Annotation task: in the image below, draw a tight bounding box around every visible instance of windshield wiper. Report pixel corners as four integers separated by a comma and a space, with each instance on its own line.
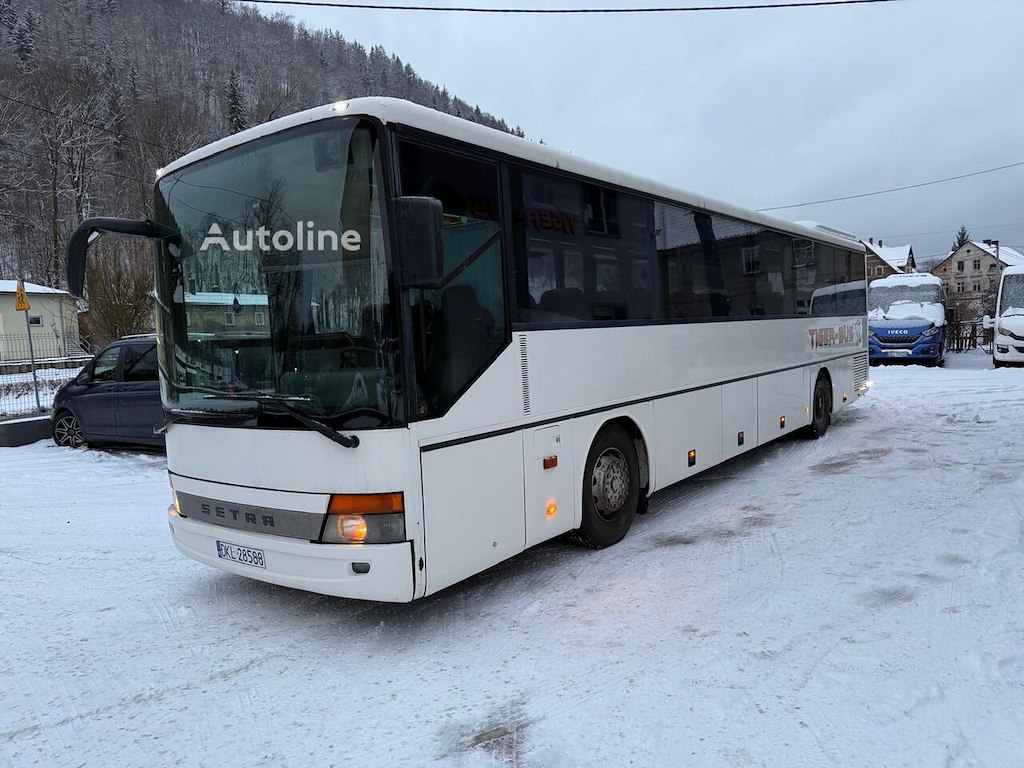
325, 406, 396, 428
203, 393, 361, 449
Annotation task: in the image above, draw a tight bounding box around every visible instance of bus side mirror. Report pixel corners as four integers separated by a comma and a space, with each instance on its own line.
393, 196, 444, 288
982, 314, 993, 329
66, 217, 179, 297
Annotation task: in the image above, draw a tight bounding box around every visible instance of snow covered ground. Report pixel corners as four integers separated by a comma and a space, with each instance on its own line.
1, 349, 1022, 768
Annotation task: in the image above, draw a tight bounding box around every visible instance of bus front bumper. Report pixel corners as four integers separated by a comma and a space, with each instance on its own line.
167, 510, 416, 602
993, 336, 1024, 364
869, 340, 941, 363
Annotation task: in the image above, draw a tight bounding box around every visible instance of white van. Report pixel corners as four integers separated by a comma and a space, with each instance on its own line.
983, 265, 1024, 367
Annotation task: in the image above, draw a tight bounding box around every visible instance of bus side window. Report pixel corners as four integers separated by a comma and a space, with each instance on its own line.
398, 141, 508, 418
515, 169, 656, 325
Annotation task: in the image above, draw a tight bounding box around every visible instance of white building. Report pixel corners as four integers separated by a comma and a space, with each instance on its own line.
0, 281, 82, 361
863, 238, 916, 278
931, 241, 1024, 316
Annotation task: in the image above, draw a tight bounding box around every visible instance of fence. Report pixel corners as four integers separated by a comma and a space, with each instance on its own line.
0, 331, 93, 419
0, 328, 94, 363
946, 321, 992, 353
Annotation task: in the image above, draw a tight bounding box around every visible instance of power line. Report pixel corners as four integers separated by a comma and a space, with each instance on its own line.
880, 221, 1024, 240
759, 158, 1024, 212
241, 0, 902, 13
0, 90, 184, 156
0, 145, 153, 186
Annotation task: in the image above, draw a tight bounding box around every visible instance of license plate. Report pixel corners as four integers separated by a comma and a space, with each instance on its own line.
887, 350, 911, 357
217, 540, 266, 569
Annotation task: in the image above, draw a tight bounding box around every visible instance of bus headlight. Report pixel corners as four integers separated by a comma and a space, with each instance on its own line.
321, 493, 406, 544
921, 326, 939, 337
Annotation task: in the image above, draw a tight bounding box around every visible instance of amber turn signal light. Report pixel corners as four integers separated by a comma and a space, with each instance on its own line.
328, 492, 403, 515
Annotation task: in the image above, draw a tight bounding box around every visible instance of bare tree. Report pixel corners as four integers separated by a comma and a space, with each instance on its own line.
81, 239, 154, 345
0, 0, 521, 288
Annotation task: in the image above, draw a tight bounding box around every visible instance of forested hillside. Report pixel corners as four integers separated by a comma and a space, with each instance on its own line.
0, 0, 520, 294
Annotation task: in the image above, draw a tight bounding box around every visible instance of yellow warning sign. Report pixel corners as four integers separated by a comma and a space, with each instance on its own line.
14, 280, 30, 312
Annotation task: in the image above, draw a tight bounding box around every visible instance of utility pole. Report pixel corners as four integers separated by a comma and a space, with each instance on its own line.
15, 276, 42, 412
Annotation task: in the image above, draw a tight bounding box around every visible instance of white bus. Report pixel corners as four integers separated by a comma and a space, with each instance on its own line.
984, 264, 1024, 367
67, 98, 869, 602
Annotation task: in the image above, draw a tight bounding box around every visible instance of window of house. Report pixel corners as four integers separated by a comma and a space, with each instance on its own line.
742, 246, 761, 274
973, 282, 981, 292
792, 239, 814, 267
224, 312, 235, 326
956, 282, 965, 292
957, 261, 964, 272
972, 259, 981, 271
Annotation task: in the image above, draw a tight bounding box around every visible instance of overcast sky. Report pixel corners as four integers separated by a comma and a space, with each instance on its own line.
280, 0, 1022, 264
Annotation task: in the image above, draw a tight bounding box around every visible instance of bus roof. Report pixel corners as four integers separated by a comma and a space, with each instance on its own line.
160, 97, 866, 253
810, 280, 866, 298
869, 273, 942, 288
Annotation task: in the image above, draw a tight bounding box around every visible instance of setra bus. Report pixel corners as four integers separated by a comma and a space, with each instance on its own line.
66, 98, 869, 601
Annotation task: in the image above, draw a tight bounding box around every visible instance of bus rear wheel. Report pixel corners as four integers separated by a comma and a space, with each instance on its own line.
572, 425, 640, 549
804, 373, 832, 440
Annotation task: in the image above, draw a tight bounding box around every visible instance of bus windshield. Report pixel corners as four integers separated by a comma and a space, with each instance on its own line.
868, 282, 943, 314
1000, 275, 1024, 317
153, 118, 402, 425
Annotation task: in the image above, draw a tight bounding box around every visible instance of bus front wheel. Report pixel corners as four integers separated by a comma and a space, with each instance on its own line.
572, 425, 640, 549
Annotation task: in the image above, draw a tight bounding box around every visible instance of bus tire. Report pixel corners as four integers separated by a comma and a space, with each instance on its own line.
804, 373, 831, 440
572, 425, 640, 549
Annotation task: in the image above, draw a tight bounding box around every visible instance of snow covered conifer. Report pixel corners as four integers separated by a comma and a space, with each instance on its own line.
0, 0, 16, 36
951, 224, 970, 253
225, 68, 247, 134
14, 10, 40, 72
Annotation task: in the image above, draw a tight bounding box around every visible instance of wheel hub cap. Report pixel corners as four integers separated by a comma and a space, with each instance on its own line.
592, 449, 629, 518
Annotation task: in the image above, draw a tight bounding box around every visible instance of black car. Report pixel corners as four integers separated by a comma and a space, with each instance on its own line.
51, 335, 165, 449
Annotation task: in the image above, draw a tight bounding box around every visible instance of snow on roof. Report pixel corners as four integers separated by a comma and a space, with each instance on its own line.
0, 280, 69, 296
869, 272, 941, 288
1002, 265, 1024, 277
794, 220, 862, 243
863, 241, 913, 271
972, 241, 1024, 267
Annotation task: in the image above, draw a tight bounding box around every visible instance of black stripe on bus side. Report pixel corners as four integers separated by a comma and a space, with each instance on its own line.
419, 350, 865, 453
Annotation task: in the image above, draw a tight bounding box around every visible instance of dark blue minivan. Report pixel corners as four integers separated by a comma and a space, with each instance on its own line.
51, 335, 165, 448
